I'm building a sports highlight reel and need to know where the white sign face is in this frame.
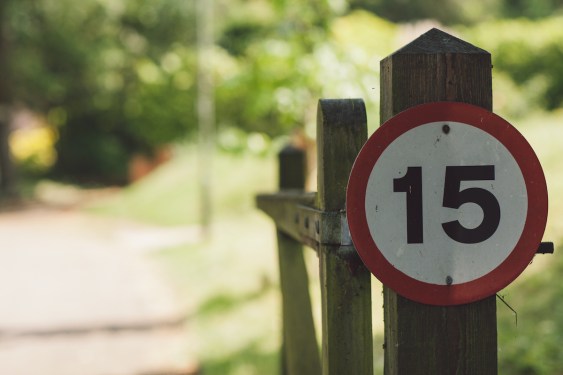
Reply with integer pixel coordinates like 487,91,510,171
365,121,526,285
346,102,548,305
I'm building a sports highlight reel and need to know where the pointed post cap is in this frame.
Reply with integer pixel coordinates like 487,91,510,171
391,28,489,55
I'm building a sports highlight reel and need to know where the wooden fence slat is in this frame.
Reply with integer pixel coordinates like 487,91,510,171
380,28,497,375
316,99,373,375
277,146,321,375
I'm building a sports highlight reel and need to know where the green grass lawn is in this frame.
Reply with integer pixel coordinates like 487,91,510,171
88,110,563,374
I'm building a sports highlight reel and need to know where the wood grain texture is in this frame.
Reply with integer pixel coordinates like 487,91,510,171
317,99,368,212
380,28,492,123
316,99,373,375
380,28,497,375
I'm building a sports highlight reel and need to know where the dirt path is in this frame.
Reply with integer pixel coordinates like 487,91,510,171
0,205,199,375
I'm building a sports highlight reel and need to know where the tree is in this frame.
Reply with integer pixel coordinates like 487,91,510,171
7,0,198,183
0,0,16,196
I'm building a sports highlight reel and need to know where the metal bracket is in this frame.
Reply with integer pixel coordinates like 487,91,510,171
294,204,352,247
256,192,351,250
537,242,554,254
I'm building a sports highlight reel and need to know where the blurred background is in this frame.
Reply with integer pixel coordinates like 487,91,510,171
0,0,562,374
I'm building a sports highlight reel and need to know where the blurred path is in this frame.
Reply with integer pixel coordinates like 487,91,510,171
0,205,199,375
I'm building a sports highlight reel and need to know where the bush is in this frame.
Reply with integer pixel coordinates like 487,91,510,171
461,17,563,113
7,0,197,184
53,121,130,185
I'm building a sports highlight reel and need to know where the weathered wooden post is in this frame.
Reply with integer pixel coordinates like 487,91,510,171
257,99,374,375
277,145,321,375
380,29,497,375
317,99,373,375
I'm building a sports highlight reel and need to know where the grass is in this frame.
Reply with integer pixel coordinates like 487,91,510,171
497,242,563,374
480,111,563,374
88,146,277,226
517,111,563,243
87,110,563,374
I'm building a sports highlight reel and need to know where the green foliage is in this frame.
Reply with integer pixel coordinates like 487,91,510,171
8,0,353,182
215,0,327,137
490,112,563,374
347,0,503,24
219,21,271,57
460,16,563,117
500,0,563,19
218,8,396,138
6,0,197,183
498,249,563,374
54,120,130,184
348,0,563,24
6,0,563,185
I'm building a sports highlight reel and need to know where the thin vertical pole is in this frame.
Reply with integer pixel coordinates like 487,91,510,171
196,0,215,235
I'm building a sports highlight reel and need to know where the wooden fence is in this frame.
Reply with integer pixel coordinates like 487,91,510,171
258,98,372,375
257,28,552,375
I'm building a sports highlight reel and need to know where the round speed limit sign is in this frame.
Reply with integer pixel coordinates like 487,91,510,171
346,102,548,306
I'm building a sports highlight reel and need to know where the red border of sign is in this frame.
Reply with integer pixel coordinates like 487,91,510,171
346,102,548,306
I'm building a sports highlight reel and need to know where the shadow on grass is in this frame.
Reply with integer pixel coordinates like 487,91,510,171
200,335,385,375
200,340,279,375
197,282,272,317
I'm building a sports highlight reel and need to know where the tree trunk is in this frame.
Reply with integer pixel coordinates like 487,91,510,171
0,0,16,197
0,115,15,196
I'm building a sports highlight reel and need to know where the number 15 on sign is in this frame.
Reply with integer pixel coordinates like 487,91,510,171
346,102,548,306
394,165,500,245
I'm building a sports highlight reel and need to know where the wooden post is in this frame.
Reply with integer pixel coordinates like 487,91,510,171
277,145,321,375
380,29,497,374
317,99,373,375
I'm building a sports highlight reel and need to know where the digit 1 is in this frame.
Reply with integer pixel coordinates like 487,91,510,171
393,166,423,243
